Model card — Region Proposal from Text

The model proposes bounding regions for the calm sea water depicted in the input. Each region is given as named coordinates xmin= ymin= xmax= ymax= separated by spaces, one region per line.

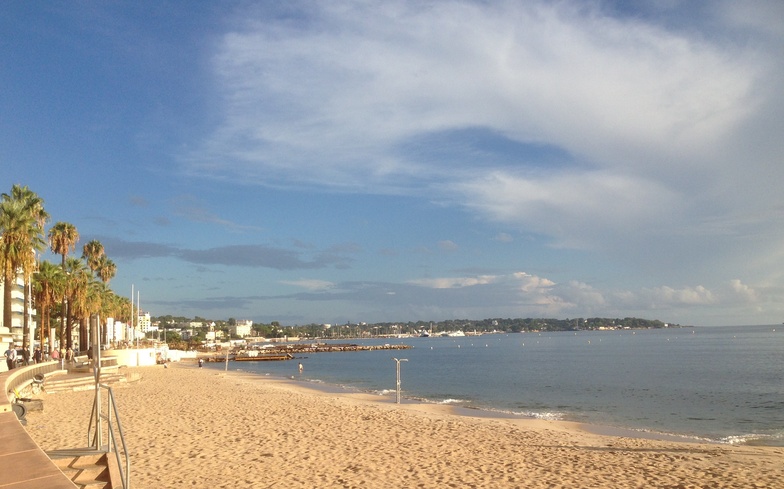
xmin=207 ymin=325 xmax=784 ymax=446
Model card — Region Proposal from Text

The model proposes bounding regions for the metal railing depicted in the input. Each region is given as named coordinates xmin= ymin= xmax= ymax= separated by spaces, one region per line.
xmin=88 ymin=383 xmax=131 ymax=489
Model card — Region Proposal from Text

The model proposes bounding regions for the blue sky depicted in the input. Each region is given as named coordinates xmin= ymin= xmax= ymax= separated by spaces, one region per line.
xmin=3 ymin=1 xmax=783 ymax=326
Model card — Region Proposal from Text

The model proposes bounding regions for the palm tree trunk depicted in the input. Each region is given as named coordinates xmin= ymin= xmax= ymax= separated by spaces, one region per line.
xmin=65 ymin=299 xmax=72 ymax=349
xmin=2 ymin=267 xmax=12 ymax=333
xmin=22 ymin=279 xmax=30 ymax=350
xmin=79 ymin=316 xmax=88 ymax=352
xmin=58 ymin=302 xmax=65 ymax=351
xmin=39 ymin=306 xmax=47 ymax=355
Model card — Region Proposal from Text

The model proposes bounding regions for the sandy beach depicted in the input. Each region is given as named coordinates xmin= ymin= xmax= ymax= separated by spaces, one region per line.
xmin=24 ymin=363 xmax=784 ymax=488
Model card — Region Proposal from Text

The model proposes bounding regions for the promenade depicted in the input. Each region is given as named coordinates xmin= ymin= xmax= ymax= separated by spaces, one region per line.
xmin=0 ymin=363 xmax=77 ymax=488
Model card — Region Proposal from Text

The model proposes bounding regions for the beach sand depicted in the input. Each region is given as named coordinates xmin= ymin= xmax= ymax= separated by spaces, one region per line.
xmin=24 ymin=363 xmax=784 ymax=488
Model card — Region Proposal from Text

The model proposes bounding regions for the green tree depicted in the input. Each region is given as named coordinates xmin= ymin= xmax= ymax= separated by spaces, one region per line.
xmin=82 ymin=239 xmax=104 ymax=275
xmin=81 ymin=240 xmax=116 ymax=347
xmin=64 ymin=257 xmax=90 ymax=349
xmin=48 ymin=222 xmax=79 ymax=349
xmin=32 ymin=260 xmax=64 ymax=353
xmin=0 ymin=185 xmax=49 ymax=348
xmin=96 ymin=255 xmax=116 ymax=284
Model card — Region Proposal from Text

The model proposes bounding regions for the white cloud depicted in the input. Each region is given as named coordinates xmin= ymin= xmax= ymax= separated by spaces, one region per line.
xmin=181 ymin=0 xmax=784 ymax=323
xmin=281 ymin=279 xmax=335 ymax=291
xmin=195 ymin=1 xmax=758 ymax=187
xmin=512 ymin=272 xmax=555 ymax=293
xmin=494 ymin=232 xmax=513 ymax=243
xmin=554 ymin=280 xmax=607 ymax=309
xmin=188 ymin=1 xmax=775 ymax=250
xmin=644 ymin=285 xmax=716 ymax=307
xmin=453 ymin=170 xmax=679 ymax=249
xmin=438 ymin=240 xmax=459 ymax=251
xmin=408 ymin=275 xmax=498 ymax=289
xmin=728 ymin=279 xmax=758 ymax=303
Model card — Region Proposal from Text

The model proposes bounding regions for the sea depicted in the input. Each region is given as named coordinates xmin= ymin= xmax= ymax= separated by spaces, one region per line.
xmin=205 ymin=324 xmax=784 ymax=446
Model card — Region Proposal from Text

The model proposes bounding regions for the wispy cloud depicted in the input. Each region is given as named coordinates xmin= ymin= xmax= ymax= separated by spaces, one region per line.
xmin=98 ymin=237 xmax=354 ymax=270
xmin=281 ymin=279 xmax=335 ymax=291
xmin=183 ymin=0 xmax=780 ymax=264
xmin=438 ymin=240 xmax=459 ymax=252
xmin=169 ymin=195 xmax=263 ymax=232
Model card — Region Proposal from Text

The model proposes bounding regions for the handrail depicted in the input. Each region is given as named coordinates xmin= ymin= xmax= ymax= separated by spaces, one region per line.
xmin=88 ymin=383 xmax=131 ymax=489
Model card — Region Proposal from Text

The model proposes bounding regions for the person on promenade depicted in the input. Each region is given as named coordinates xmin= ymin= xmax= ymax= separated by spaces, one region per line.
xmin=51 ymin=348 xmax=59 ymax=360
xmin=66 ymin=347 xmax=74 ymax=364
xmin=33 ymin=347 xmax=42 ymax=364
xmin=21 ymin=347 xmax=30 ymax=366
xmin=4 ymin=346 xmax=17 ymax=370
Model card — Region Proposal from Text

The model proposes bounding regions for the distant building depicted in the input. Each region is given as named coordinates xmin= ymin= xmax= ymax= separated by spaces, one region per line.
xmin=138 ymin=311 xmax=154 ymax=333
xmin=230 ymin=320 xmax=253 ymax=337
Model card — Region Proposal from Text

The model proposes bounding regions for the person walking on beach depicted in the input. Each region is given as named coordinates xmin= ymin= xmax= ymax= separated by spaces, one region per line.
xmin=4 ymin=346 xmax=17 ymax=370
xmin=298 ymin=362 xmax=303 ymax=374
xmin=198 ymin=358 xmax=204 ymax=368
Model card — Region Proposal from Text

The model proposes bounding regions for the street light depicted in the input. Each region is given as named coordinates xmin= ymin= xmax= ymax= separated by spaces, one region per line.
xmin=392 ymin=357 xmax=408 ymax=404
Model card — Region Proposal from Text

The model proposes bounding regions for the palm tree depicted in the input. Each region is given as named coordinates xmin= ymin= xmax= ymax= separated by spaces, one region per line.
xmin=64 ymin=257 xmax=90 ymax=349
xmin=90 ymin=280 xmax=114 ymax=347
xmin=48 ymin=221 xmax=79 ymax=351
xmin=0 ymin=201 xmax=28 ymax=332
xmin=105 ymin=293 xmax=132 ymax=342
xmin=1 ymin=185 xmax=49 ymax=350
xmin=71 ymin=270 xmax=104 ymax=352
xmin=96 ymin=256 xmax=117 ymax=285
xmin=32 ymin=260 xmax=64 ymax=354
xmin=81 ymin=240 xmax=104 ymax=350
xmin=81 ymin=240 xmax=119 ymax=348
xmin=82 ymin=239 xmax=104 ymax=276
xmin=48 ymin=222 xmax=80 ymax=268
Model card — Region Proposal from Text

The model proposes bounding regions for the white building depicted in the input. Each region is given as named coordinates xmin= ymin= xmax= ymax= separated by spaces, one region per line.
xmin=0 ymin=273 xmax=36 ymax=350
xmin=230 ymin=319 xmax=253 ymax=337
xmin=138 ymin=311 xmax=153 ymax=333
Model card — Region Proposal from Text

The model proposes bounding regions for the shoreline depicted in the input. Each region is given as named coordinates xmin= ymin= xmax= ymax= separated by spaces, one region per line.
xmin=211 ymin=361 xmax=776 ymax=447
xmin=24 ymin=363 xmax=784 ymax=488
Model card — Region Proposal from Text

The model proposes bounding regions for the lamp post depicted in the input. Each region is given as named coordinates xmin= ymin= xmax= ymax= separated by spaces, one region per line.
xmin=392 ymin=357 xmax=408 ymax=404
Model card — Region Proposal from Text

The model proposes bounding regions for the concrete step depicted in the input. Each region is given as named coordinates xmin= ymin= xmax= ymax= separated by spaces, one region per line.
xmin=72 ymin=465 xmax=110 ymax=487
xmin=50 ymin=452 xmax=112 ymax=489
xmin=43 ymin=373 xmax=127 ymax=393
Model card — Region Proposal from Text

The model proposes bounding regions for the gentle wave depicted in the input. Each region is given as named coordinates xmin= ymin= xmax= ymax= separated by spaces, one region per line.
xmin=722 ymin=432 xmax=784 ymax=446
xmin=437 ymin=398 xmax=467 ymax=405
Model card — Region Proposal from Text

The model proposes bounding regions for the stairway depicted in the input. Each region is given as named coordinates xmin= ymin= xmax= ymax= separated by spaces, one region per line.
xmin=50 ymin=450 xmax=113 ymax=489
xmin=43 ymin=372 xmax=128 ymax=394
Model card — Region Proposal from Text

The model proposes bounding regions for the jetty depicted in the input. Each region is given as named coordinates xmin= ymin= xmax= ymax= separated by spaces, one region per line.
xmin=279 ymin=343 xmax=412 ymax=354
xmin=201 ymin=342 xmax=413 ymax=363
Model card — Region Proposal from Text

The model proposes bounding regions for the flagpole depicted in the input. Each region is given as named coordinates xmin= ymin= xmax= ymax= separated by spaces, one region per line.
xmin=130 ymin=284 xmax=134 ymax=347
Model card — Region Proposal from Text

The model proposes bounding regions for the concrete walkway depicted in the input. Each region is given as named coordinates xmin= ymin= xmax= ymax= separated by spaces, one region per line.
xmin=0 ymin=410 xmax=78 ymax=488
xmin=0 ymin=365 xmax=78 ymax=488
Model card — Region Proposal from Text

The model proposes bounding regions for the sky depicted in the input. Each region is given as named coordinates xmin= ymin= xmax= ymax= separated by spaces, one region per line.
xmin=2 ymin=1 xmax=783 ymax=327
